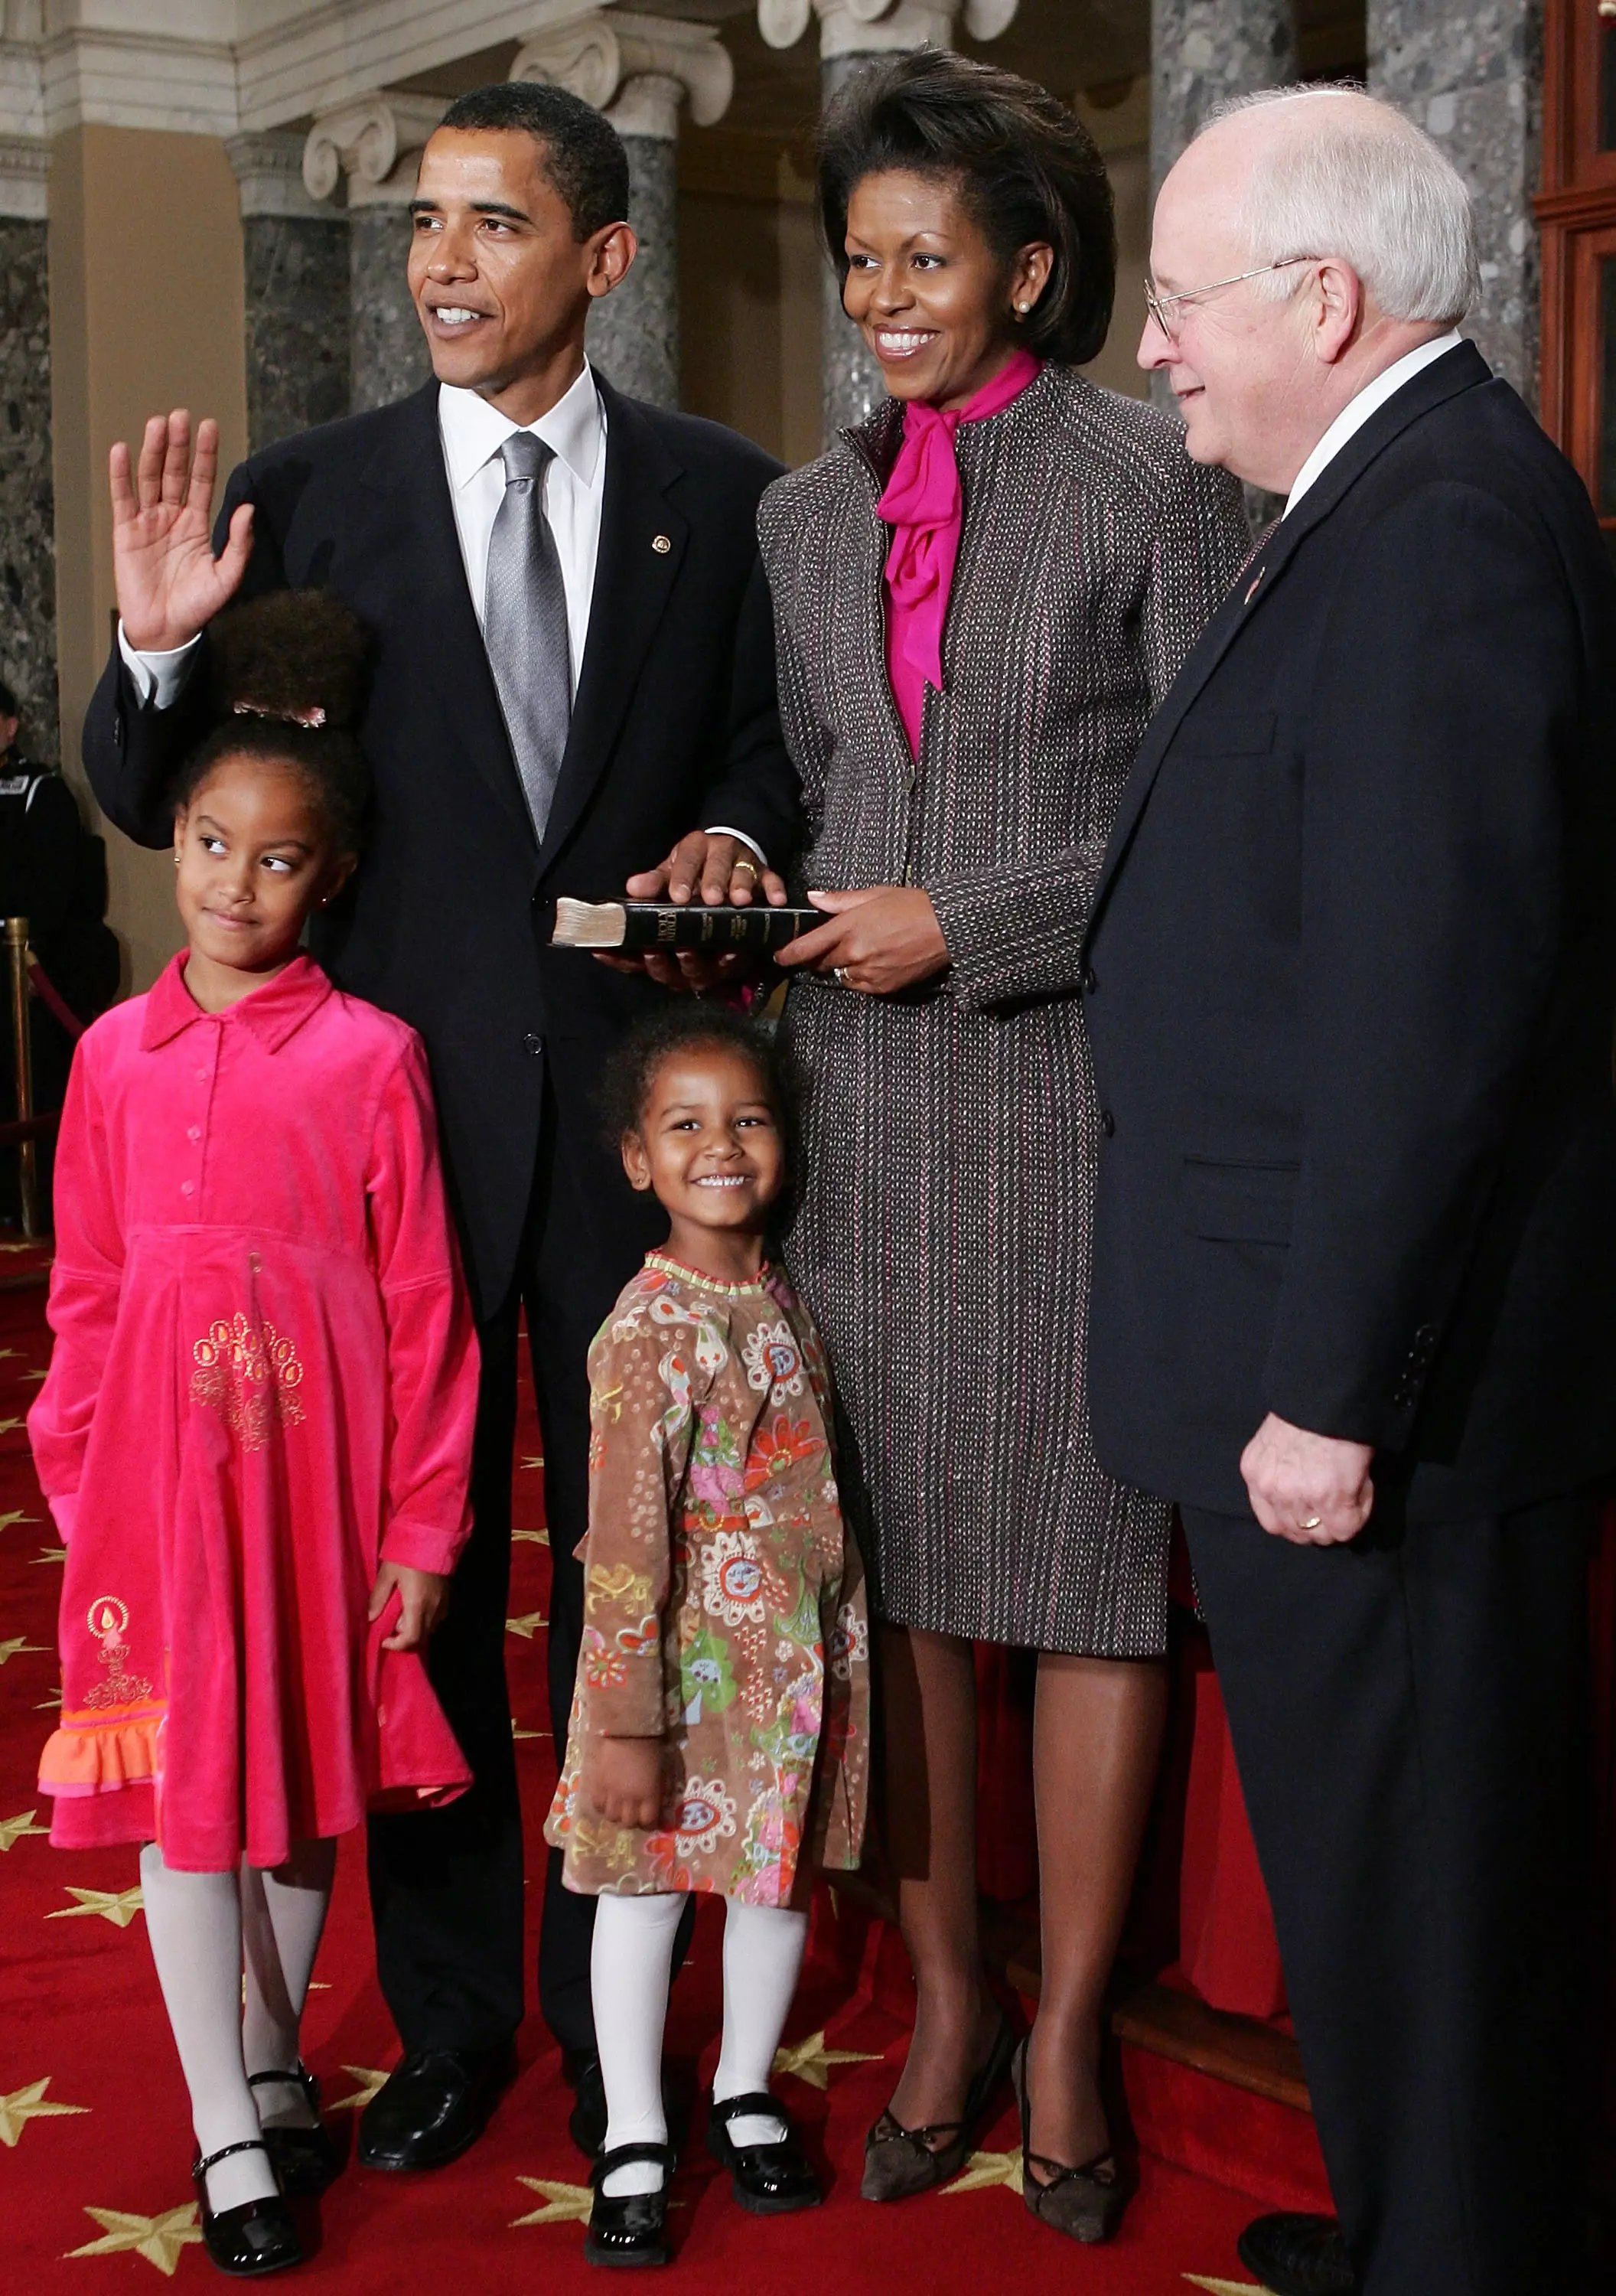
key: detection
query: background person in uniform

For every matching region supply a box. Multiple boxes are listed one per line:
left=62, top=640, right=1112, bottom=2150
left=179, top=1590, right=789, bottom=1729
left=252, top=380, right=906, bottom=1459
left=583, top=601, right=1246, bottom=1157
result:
left=1083, top=86, right=1616, bottom=2296
left=79, top=81, right=797, bottom=2176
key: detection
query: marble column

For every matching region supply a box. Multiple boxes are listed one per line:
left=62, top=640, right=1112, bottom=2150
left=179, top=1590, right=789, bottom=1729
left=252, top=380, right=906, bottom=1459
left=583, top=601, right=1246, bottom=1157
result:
left=0, top=135, right=55, bottom=765
left=758, top=1, right=1020, bottom=440
left=227, top=134, right=350, bottom=451
left=1149, top=0, right=1297, bottom=195
left=1368, top=0, right=1541, bottom=405
left=304, top=96, right=445, bottom=414
left=510, top=12, right=735, bottom=410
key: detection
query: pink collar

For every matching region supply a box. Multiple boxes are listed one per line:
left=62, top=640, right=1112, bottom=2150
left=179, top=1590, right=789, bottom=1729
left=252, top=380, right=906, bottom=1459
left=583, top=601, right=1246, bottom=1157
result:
left=877, top=350, right=1041, bottom=752
left=141, top=951, right=334, bottom=1053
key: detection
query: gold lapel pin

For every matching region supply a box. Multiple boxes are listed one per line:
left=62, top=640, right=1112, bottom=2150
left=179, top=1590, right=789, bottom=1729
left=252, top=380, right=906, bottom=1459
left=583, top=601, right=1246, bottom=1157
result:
left=651, top=533, right=672, bottom=555
left=1244, top=567, right=1266, bottom=604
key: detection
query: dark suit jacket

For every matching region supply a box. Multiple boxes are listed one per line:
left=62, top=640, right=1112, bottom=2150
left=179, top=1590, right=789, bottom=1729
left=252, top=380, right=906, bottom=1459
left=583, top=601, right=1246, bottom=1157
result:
left=80, top=376, right=797, bottom=1319
left=1083, top=343, right=1616, bottom=1521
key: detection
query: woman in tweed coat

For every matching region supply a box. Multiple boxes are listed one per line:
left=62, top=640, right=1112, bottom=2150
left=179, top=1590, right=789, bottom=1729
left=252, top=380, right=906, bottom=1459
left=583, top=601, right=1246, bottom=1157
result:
left=764, top=54, right=1248, bottom=2236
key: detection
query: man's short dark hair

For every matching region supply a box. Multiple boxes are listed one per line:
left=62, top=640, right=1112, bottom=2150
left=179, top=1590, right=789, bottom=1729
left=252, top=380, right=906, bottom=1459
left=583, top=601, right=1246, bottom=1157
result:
left=816, top=49, right=1117, bottom=368
left=436, top=82, right=630, bottom=242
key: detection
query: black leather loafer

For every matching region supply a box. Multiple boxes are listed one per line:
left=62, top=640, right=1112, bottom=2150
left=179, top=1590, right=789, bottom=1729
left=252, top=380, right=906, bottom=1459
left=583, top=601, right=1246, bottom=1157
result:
left=585, top=2142, right=676, bottom=2268
left=356, top=2044, right=516, bottom=2172
left=706, top=2092, right=821, bottom=2215
left=247, top=2066, right=340, bottom=2197
left=192, top=2139, right=301, bottom=2277
left=1237, top=2212, right=1359, bottom=2295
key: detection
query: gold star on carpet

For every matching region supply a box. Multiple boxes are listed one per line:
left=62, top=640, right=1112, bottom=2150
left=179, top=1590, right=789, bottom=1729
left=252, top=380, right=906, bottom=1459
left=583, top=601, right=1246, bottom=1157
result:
left=942, top=2148, right=1024, bottom=2197
left=519, top=1454, right=545, bottom=1471
left=0, top=1635, right=48, bottom=1665
left=513, top=1527, right=549, bottom=1544
left=506, top=1610, right=546, bottom=1639
left=511, top=2175, right=595, bottom=2227
left=1183, top=2279, right=1267, bottom=2294
left=48, top=1884, right=144, bottom=1928
left=67, top=2203, right=202, bottom=2275
left=773, top=2029, right=883, bottom=2090
left=29, top=1544, right=67, bottom=1564
left=0, top=2075, right=90, bottom=2145
left=0, top=1415, right=24, bottom=1434
left=0, top=1345, right=19, bottom=1356
left=329, top=2066, right=390, bottom=2112
left=20, top=1366, right=47, bottom=1381
left=36, top=1684, right=61, bottom=1709
left=0, top=1808, right=50, bottom=1850
left=0, top=1507, right=37, bottom=1530
left=513, top=1719, right=546, bottom=1740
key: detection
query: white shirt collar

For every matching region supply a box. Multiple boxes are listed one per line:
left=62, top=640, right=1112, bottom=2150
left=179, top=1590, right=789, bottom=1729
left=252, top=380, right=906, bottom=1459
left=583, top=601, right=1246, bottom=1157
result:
left=437, top=358, right=605, bottom=494
left=1283, top=331, right=1464, bottom=517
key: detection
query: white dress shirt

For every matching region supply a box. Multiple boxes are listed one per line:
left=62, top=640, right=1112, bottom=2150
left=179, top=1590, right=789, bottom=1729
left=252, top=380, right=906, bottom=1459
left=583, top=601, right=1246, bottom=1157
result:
left=1283, top=330, right=1464, bottom=517
left=120, top=358, right=765, bottom=859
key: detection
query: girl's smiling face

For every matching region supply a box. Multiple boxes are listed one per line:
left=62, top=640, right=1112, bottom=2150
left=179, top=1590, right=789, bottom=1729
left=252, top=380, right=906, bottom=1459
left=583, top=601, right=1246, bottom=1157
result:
left=173, top=751, right=354, bottom=1010
left=621, top=1045, right=785, bottom=1281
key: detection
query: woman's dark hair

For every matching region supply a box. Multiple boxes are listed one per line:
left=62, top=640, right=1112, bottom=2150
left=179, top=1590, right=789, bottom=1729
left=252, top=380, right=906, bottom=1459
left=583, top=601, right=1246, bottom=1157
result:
left=600, top=1004, right=795, bottom=1156
left=816, top=48, right=1116, bottom=367
left=174, top=591, right=373, bottom=854
left=438, top=81, right=629, bottom=240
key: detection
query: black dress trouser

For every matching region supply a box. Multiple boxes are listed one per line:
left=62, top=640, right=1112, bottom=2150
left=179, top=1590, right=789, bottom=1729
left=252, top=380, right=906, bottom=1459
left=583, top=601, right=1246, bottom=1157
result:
left=1181, top=1490, right=1596, bottom=2296
left=367, top=1094, right=660, bottom=2060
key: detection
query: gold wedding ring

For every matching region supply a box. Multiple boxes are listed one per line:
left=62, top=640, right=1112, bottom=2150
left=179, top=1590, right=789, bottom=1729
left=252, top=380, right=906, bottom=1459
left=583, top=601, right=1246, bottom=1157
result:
left=732, top=858, right=758, bottom=882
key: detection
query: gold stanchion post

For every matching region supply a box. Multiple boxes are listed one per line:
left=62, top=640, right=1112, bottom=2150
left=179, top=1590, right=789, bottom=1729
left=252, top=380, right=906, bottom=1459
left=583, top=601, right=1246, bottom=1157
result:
left=5, top=918, right=38, bottom=1238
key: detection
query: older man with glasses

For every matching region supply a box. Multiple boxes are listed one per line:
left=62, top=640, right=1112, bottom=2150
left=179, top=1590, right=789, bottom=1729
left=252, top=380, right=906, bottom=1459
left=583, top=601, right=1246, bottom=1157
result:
left=1083, top=86, right=1616, bottom=2296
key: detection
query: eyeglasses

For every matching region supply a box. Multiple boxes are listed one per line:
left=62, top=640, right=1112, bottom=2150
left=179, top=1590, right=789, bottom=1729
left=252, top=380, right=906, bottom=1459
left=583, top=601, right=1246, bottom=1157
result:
left=1143, top=257, right=1319, bottom=344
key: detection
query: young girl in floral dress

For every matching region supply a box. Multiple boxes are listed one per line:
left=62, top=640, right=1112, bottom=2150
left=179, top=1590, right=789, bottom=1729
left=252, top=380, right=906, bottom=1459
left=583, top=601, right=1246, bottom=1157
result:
left=544, top=1005, right=868, bottom=2267
left=30, top=594, right=478, bottom=2278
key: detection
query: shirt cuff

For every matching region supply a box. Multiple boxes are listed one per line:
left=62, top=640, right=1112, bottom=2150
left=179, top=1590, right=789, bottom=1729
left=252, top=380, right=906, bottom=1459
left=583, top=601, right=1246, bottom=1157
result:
left=118, top=622, right=202, bottom=709
left=380, top=1518, right=466, bottom=1577
left=704, top=826, right=767, bottom=869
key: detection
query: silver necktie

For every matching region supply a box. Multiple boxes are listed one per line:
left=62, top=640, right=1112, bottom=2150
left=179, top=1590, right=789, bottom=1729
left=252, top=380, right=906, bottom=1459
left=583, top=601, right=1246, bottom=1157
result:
left=484, top=432, right=572, bottom=840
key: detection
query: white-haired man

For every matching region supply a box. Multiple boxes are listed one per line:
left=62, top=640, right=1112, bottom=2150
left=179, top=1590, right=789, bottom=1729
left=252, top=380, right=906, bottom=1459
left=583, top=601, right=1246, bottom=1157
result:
left=1083, top=88, right=1616, bottom=2296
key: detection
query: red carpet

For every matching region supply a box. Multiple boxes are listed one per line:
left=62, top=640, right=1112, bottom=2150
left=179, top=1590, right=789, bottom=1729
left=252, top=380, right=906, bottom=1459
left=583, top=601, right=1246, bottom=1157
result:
left=1, top=1282, right=1278, bottom=2291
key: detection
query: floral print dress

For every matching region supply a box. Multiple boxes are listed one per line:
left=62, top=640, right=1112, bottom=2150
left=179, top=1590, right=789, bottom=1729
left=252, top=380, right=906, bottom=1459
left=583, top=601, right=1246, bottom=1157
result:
left=545, top=1253, right=869, bottom=1901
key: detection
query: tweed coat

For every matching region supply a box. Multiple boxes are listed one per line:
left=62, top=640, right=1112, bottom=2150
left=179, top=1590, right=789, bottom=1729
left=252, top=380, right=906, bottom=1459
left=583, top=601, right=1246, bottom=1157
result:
left=758, top=364, right=1248, bottom=1653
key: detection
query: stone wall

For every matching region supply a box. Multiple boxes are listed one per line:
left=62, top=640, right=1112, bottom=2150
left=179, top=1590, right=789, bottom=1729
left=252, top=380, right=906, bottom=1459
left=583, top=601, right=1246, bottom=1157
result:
left=350, top=208, right=431, bottom=413
left=0, top=217, right=56, bottom=764
left=242, top=214, right=351, bottom=452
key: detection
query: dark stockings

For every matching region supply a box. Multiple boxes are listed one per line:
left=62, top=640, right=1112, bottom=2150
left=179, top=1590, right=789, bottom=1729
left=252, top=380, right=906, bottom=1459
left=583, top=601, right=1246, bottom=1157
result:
left=880, top=1624, right=1167, bottom=2174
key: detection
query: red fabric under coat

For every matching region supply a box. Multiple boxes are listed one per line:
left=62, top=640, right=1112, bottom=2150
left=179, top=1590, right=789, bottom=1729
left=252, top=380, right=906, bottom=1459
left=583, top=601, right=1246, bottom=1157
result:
left=30, top=953, right=477, bottom=1870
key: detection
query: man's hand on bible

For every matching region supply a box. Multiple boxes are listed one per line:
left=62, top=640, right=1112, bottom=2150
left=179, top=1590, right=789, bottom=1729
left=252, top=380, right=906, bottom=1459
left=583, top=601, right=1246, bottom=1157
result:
left=1240, top=1414, right=1374, bottom=1546
left=110, top=410, right=253, bottom=653
left=599, top=831, right=787, bottom=990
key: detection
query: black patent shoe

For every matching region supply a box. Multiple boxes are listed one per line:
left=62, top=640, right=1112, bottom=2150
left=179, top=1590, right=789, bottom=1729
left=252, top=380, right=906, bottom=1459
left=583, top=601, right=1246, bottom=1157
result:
left=706, top=2092, right=821, bottom=2215
left=191, top=2140, right=301, bottom=2278
left=247, top=2066, right=340, bottom=2197
left=357, top=2044, right=515, bottom=2171
left=1236, top=2213, right=1358, bottom=2296
left=585, top=2142, right=676, bottom=2268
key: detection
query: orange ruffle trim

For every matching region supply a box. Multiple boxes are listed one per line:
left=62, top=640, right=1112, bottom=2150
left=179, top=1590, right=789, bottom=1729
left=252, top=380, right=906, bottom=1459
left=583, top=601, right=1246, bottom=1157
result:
left=38, top=1710, right=163, bottom=1799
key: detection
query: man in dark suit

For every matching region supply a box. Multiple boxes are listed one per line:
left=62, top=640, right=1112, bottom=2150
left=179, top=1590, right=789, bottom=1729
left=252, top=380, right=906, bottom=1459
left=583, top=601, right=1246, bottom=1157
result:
left=1083, top=89, right=1616, bottom=2296
left=81, top=82, right=796, bottom=2173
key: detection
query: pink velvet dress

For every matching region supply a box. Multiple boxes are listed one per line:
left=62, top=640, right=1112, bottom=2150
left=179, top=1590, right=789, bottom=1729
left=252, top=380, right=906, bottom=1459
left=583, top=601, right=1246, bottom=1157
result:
left=30, top=954, right=479, bottom=1871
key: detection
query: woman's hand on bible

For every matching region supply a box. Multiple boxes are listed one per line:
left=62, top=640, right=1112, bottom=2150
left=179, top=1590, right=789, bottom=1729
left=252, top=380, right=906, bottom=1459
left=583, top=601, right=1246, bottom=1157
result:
left=585, top=1735, right=669, bottom=1830
left=369, top=1561, right=451, bottom=1652
left=775, top=885, right=950, bottom=996
left=110, top=411, right=254, bottom=653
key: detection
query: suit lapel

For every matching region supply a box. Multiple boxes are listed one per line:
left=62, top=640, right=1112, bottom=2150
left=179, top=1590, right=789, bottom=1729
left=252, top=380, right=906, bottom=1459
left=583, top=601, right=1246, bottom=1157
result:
left=358, top=385, right=537, bottom=848
left=1090, top=341, right=1493, bottom=929
left=535, top=377, right=687, bottom=878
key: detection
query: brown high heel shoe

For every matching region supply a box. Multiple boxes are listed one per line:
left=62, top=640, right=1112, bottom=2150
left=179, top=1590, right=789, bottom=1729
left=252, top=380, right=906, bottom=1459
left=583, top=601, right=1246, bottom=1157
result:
left=862, top=2009, right=1018, bottom=2202
left=1012, top=2037, right=1129, bottom=2245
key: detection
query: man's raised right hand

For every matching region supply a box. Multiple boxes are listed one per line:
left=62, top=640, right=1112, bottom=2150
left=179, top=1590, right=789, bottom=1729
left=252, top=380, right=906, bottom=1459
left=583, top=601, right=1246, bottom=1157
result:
left=110, top=410, right=254, bottom=653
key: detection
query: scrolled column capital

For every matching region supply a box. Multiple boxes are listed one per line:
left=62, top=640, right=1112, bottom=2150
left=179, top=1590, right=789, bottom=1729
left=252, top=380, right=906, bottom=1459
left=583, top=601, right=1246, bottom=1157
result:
left=0, top=132, right=48, bottom=223
left=759, top=0, right=1018, bottom=57
left=301, top=93, right=447, bottom=210
left=511, top=10, right=733, bottom=140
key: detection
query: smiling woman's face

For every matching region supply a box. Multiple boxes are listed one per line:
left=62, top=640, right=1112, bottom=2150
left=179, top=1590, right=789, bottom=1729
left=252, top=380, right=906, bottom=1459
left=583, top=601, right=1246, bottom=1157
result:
left=841, top=168, right=1051, bottom=411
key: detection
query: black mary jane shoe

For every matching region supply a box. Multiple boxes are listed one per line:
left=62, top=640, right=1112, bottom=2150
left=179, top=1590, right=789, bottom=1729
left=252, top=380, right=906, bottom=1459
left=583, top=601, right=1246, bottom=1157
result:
left=706, top=2092, right=822, bottom=2216
left=585, top=2141, right=676, bottom=2269
left=191, top=2139, right=301, bottom=2278
left=246, top=2066, right=340, bottom=2198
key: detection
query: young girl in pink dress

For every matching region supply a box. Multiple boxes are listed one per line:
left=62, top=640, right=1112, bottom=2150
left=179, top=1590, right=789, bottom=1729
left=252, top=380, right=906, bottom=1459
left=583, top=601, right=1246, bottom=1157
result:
left=30, top=594, right=478, bottom=2278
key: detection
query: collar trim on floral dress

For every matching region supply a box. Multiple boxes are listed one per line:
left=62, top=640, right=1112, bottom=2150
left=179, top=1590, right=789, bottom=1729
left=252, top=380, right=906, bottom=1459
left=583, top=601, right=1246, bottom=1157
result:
left=645, top=1250, right=773, bottom=1297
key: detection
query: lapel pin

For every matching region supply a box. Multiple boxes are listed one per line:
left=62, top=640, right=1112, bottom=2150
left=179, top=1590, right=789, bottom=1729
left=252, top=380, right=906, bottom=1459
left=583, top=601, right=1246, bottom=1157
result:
left=651, top=533, right=672, bottom=555
left=1244, top=566, right=1266, bottom=604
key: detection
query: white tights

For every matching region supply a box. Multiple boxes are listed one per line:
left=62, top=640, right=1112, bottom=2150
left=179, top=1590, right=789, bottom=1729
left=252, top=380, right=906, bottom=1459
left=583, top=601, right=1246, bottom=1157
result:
left=139, top=1840, right=335, bottom=2213
left=591, top=1893, right=809, bottom=2197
